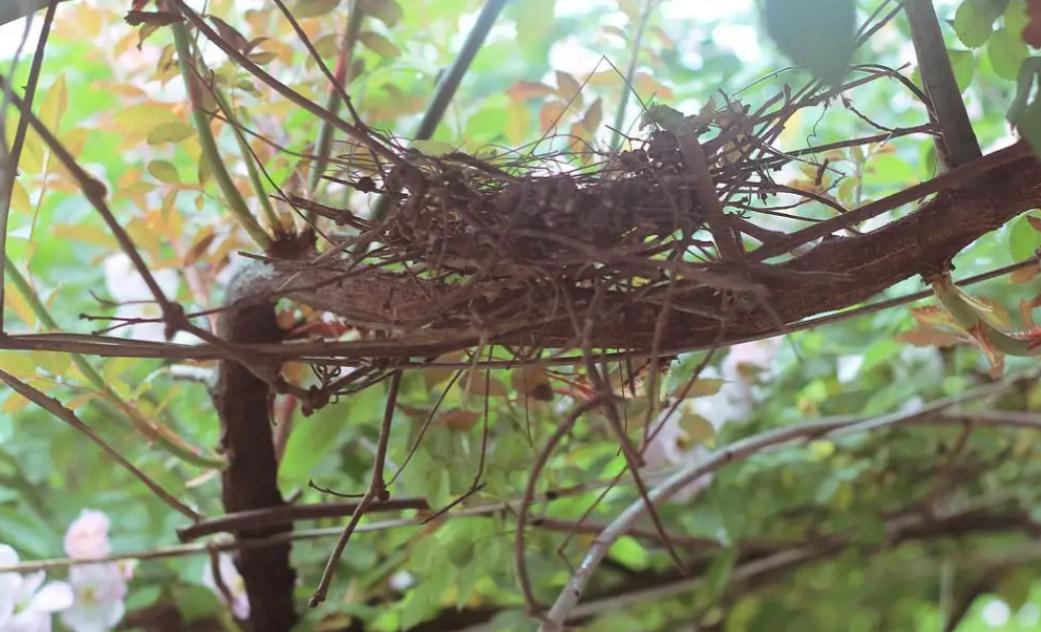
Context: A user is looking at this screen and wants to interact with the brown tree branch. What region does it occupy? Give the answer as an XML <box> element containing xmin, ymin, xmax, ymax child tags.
<box><xmin>212</xmin><ymin>262</ymin><xmax>296</xmax><ymax>632</ymax></box>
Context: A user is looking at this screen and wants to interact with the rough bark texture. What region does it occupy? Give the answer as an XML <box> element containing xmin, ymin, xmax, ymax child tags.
<box><xmin>253</xmin><ymin>149</ymin><xmax>1041</xmax><ymax>357</ymax></box>
<box><xmin>213</xmin><ymin>262</ymin><xmax>297</xmax><ymax>632</ymax></box>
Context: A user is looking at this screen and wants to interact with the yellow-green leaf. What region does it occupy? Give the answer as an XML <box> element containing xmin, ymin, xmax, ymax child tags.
<box><xmin>147</xmin><ymin>160</ymin><xmax>180</xmax><ymax>184</ymax></box>
<box><xmin>147</xmin><ymin>122</ymin><xmax>194</xmax><ymax>145</ymax></box>
<box><xmin>39</xmin><ymin>75</ymin><xmax>68</xmax><ymax>132</ymax></box>
<box><xmin>505</xmin><ymin>100</ymin><xmax>530</xmax><ymax>145</ymax></box>
<box><xmin>294</xmin><ymin>0</ymin><xmax>340</xmax><ymax>18</ymax></box>
<box><xmin>676</xmin><ymin>378</ymin><xmax>726</xmax><ymax>398</ymax></box>
<box><xmin>359</xmin><ymin>0</ymin><xmax>402</xmax><ymax>27</ymax></box>
<box><xmin>679</xmin><ymin>411</ymin><xmax>715</xmax><ymax>445</ymax></box>
<box><xmin>359</xmin><ymin>31</ymin><xmax>401</xmax><ymax>58</ymax></box>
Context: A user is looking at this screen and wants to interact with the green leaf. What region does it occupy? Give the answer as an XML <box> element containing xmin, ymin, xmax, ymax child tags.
<box><xmin>1009</xmin><ymin>212</ymin><xmax>1041</xmax><ymax>261</ymax></box>
<box><xmin>679</xmin><ymin>411</ymin><xmax>716</xmax><ymax>445</ymax></box>
<box><xmin>412</xmin><ymin>139</ymin><xmax>456</xmax><ymax>156</ymax></box>
<box><xmin>761</xmin><ymin>0</ymin><xmax>855</xmax><ymax>86</ymax></box>
<box><xmin>359</xmin><ymin>31</ymin><xmax>401</xmax><ymax>58</ymax></box>
<box><xmin>948</xmin><ymin>49</ymin><xmax>976</xmax><ymax>92</ymax></box>
<box><xmin>0</xmin><ymin>506</ymin><xmax>56</xmax><ymax>558</ymax></box>
<box><xmin>514</xmin><ymin>0</ymin><xmax>555</xmax><ymax>48</ymax></box>
<box><xmin>279</xmin><ymin>400</ymin><xmax>354</xmax><ymax>481</ymax></box>
<box><xmin>147</xmin><ymin>159</ymin><xmax>180</xmax><ymax>184</ymax></box>
<box><xmin>359</xmin><ymin>0</ymin><xmax>403</xmax><ymax>27</ymax></box>
<box><xmin>146</xmin><ymin>122</ymin><xmax>194</xmax><ymax>145</ymax></box>
<box><xmin>293</xmin><ymin>0</ymin><xmax>340</xmax><ymax>19</ymax></box>
<box><xmin>988</xmin><ymin>27</ymin><xmax>1028</xmax><ymax>79</ymax></box>
<box><xmin>609</xmin><ymin>536</ymin><xmax>650</xmax><ymax>570</ymax></box>
<box><xmin>953</xmin><ymin>0</ymin><xmax>1006</xmax><ymax>48</ymax></box>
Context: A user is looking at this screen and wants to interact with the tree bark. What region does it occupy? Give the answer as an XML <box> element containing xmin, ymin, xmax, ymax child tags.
<box><xmin>212</xmin><ymin>262</ymin><xmax>297</xmax><ymax>632</ymax></box>
<box><xmin>256</xmin><ymin>147</ymin><xmax>1041</xmax><ymax>356</ymax></box>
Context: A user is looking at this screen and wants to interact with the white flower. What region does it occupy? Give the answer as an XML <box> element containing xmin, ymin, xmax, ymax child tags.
<box><xmin>201</xmin><ymin>554</ymin><xmax>250</xmax><ymax>620</ymax></box>
<box><xmin>60</xmin><ymin>564</ymin><xmax>127</xmax><ymax>632</ymax></box>
<box><xmin>102</xmin><ymin>254</ymin><xmax>193</xmax><ymax>343</ymax></box>
<box><xmin>0</xmin><ymin>544</ymin><xmax>73</xmax><ymax>632</ymax></box>
<box><xmin>64</xmin><ymin>510</ymin><xmax>111</xmax><ymax>560</ymax></box>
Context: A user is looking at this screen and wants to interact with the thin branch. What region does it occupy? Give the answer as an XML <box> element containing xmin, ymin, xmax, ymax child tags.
<box><xmin>0</xmin><ymin>369</ymin><xmax>202</xmax><ymax>520</ymax></box>
<box><xmin>171</xmin><ymin>21</ymin><xmax>271</xmax><ymax>249</ymax></box>
<box><xmin>166</xmin><ymin>0</ymin><xmax>401</xmax><ymax>166</ymax></box>
<box><xmin>537</xmin><ymin>372</ymin><xmax>1032</xmax><ymax>629</ymax></box>
<box><xmin>609</xmin><ymin>0</ymin><xmax>656</xmax><ymax>151</ymax></box>
<box><xmin>176</xmin><ymin>496</ymin><xmax>429</xmax><ymax>541</ymax></box>
<box><xmin>310</xmin><ymin>369</ymin><xmax>402</xmax><ymax>605</ymax></box>
<box><xmin>0</xmin><ymin>73</ymin><xmax>177</xmax><ymax>318</ymax></box>
<box><xmin>0</xmin><ymin>0</ymin><xmax>58</xmax><ymax>332</ymax></box>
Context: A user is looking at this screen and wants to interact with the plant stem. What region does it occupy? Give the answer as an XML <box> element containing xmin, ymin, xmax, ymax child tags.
<box><xmin>171</xmin><ymin>21</ymin><xmax>271</xmax><ymax>250</ymax></box>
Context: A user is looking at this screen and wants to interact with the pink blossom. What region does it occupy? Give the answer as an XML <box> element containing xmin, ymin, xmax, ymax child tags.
<box><xmin>201</xmin><ymin>554</ymin><xmax>250</xmax><ymax>620</ymax></box>
<box><xmin>63</xmin><ymin>510</ymin><xmax>111</xmax><ymax>560</ymax></box>
<box><xmin>0</xmin><ymin>544</ymin><xmax>73</xmax><ymax>632</ymax></box>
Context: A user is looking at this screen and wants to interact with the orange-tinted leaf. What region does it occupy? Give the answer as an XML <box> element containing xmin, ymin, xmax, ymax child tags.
<box><xmin>425</xmin><ymin>352</ymin><xmax>463</xmax><ymax>390</ymax></box>
<box><xmin>248</xmin><ymin>51</ymin><xmax>278</xmax><ymax>65</ymax></box>
<box><xmin>459</xmin><ymin>370</ymin><xmax>508</xmax><ymax>397</ymax></box>
<box><xmin>898</xmin><ymin>326</ymin><xmax>963</xmax><ymax>348</ymax></box>
<box><xmin>209</xmin><ymin>15</ymin><xmax>250</xmax><ymax>52</ymax></box>
<box><xmin>1028</xmin><ymin>214</ymin><xmax>1041</xmax><ymax>233</ymax></box>
<box><xmin>434</xmin><ymin>408</ymin><xmax>481</xmax><ymax>432</ymax></box>
<box><xmin>555</xmin><ymin>70</ymin><xmax>583</xmax><ymax>107</ymax></box>
<box><xmin>539</xmin><ymin>100</ymin><xmax>567</xmax><ymax>132</ymax></box>
<box><xmin>634</xmin><ymin>71</ymin><xmax>673</xmax><ymax>100</ymax></box>
<box><xmin>582</xmin><ymin>98</ymin><xmax>603</xmax><ymax>134</ymax></box>
<box><xmin>506</xmin><ymin>80</ymin><xmax>556</xmax><ymax>101</ymax></box>
<box><xmin>1011</xmin><ymin>263</ymin><xmax>1041</xmax><ymax>283</ymax></box>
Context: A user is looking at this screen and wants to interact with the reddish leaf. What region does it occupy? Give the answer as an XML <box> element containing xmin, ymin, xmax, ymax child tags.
<box><xmin>555</xmin><ymin>70</ymin><xmax>583</xmax><ymax>107</ymax></box>
<box><xmin>506</xmin><ymin>80</ymin><xmax>556</xmax><ymax>101</ymax></box>
<box><xmin>539</xmin><ymin>101</ymin><xmax>567</xmax><ymax>133</ymax></box>
<box><xmin>434</xmin><ymin>409</ymin><xmax>481</xmax><ymax>432</ymax></box>
<box><xmin>124</xmin><ymin>10</ymin><xmax>181</xmax><ymax>26</ymax></box>
<box><xmin>209</xmin><ymin>15</ymin><xmax>250</xmax><ymax>53</ymax></box>
<box><xmin>898</xmin><ymin>326</ymin><xmax>963</xmax><ymax>348</ymax></box>
<box><xmin>581</xmin><ymin>98</ymin><xmax>603</xmax><ymax>133</ymax></box>
<box><xmin>459</xmin><ymin>370</ymin><xmax>508</xmax><ymax>397</ymax></box>
<box><xmin>1010</xmin><ymin>263</ymin><xmax>1041</xmax><ymax>283</ymax></box>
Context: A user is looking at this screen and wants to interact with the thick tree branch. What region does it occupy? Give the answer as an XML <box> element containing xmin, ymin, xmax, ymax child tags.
<box><xmin>212</xmin><ymin>262</ymin><xmax>297</xmax><ymax>632</ymax></box>
<box><xmin>262</xmin><ymin>144</ymin><xmax>1041</xmax><ymax>354</ymax></box>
